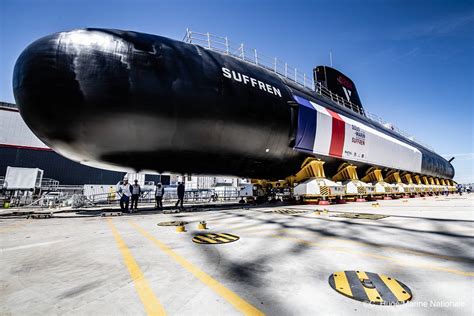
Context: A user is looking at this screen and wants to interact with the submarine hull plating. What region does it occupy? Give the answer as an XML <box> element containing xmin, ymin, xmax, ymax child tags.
<box><xmin>13</xmin><ymin>29</ymin><xmax>454</xmax><ymax>180</ymax></box>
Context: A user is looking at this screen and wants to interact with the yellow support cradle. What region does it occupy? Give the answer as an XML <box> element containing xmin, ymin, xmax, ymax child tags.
<box><xmin>361</xmin><ymin>167</ymin><xmax>383</xmax><ymax>183</ymax></box>
<box><xmin>292</xmin><ymin>158</ymin><xmax>326</xmax><ymax>183</ymax></box>
<box><xmin>401</xmin><ymin>173</ymin><xmax>413</xmax><ymax>185</ymax></box>
<box><xmin>332</xmin><ymin>163</ymin><xmax>359</xmax><ymax>182</ymax></box>
<box><xmin>384</xmin><ymin>171</ymin><xmax>402</xmax><ymax>184</ymax></box>
<box><xmin>413</xmin><ymin>175</ymin><xmax>422</xmax><ymax>185</ymax></box>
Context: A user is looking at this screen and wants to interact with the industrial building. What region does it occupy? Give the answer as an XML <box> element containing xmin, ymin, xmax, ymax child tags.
<box><xmin>1</xmin><ymin>101</ymin><xmax>243</xmax><ymax>195</ymax></box>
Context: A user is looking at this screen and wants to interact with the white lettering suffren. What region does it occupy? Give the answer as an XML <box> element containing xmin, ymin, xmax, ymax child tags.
<box><xmin>222</xmin><ymin>67</ymin><xmax>232</xmax><ymax>78</ymax></box>
<box><xmin>221</xmin><ymin>67</ymin><xmax>283</xmax><ymax>98</ymax></box>
<box><xmin>232</xmin><ymin>71</ymin><xmax>242</xmax><ymax>82</ymax></box>
<box><xmin>250</xmin><ymin>77</ymin><xmax>257</xmax><ymax>87</ymax></box>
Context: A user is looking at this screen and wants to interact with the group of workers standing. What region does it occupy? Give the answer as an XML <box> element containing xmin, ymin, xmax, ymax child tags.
<box><xmin>117</xmin><ymin>178</ymin><xmax>185</xmax><ymax>213</ymax></box>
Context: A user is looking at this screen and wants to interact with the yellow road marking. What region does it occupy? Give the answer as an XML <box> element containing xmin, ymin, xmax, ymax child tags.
<box><xmin>356</xmin><ymin>271</ymin><xmax>383</xmax><ymax>303</ymax></box>
<box><xmin>379</xmin><ymin>274</ymin><xmax>411</xmax><ymax>301</ymax></box>
<box><xmin>130</xmin><ymin>221</ymin><xmax>265</xmax><ymax>316</ymax></box>
<box><xmin>107</xmin><ymin>219</ymin><xmax>166</xmax><ymax>316</ymax></box>
<box><xmin>0</xmin><ymin>222</ymin><xmax>28</xmax><ymax>233</ymax></box>
<box><xmin>333</xmin><ymin>272</ymin><xmax>352</xmax><ymax>297</ymax></box>
<box><xmin>225</xmin><ymin>224</ymin><xmax>472</xmax><ymax>269</ymax></box>
<box><xmin>272</xmin><ymin>235</ymin><xmax>474</xmax><ymax>277</ymax></box>
<box><xmin>268</xmin><ymin>227</ymin><xmax>473</xmax><ymax>264</ymax></box>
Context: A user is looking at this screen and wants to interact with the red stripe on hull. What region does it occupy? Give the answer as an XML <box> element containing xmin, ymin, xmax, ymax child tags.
<box><xmin>0</xmin><ymin>106</ymin><xmax>19</xmax><ymax>113</ymax></box>
<box><xmin>0</xmin><ymin>144</ymin><xmax>52</xmax><ymax>151</ymax></box>
<box><xmin>326</xmin><ymin>109</ymin><xmax>345</xmax><ymax>158</ymax></box>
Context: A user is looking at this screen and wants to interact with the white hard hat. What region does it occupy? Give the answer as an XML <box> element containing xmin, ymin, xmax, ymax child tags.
<box><xmin>123</xmin><ymin>176</ymin><xmax>128</xmax><ymax>180</ymax></box>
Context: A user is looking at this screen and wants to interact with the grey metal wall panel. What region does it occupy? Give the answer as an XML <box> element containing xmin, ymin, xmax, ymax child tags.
<box><xmin>0</xmin><ymin>146</ymin><xmax>125</xmax><ymax>185</ymax></box>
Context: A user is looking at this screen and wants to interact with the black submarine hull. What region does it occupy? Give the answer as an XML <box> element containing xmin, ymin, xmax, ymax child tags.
<box><xmin>13</xmin><ymin>28</ymin><xmax>454</xmax><ymax>180</ymax></box>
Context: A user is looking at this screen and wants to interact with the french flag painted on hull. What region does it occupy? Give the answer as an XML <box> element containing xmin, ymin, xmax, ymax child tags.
<box><xmin>293</xmin><ymin>95</ymin><xmax>423</xmax><ymax>174</ymax></box>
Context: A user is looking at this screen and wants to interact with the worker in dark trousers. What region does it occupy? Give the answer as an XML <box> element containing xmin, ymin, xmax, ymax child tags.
<box><xmin>130</xmin><ymin>179</ymin><xmax>141</xmax><ymax>212</ymax></box>
<box><xmin>155</xmin><ymin>183</ymin><xmax>165</xmax><ymax>209</ymax></box>
<box><xmin>117</xmin><ymin>177</ymin><xmax>133</xmax><ymax>213</ymax></box>
<box><xmin>175</xmin><ymin>182</ymin><xmax>185</xmax><ymax>209</ymax></box>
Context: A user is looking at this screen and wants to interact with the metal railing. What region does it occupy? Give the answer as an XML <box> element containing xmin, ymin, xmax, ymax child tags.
<box><xmin>41</xmin><ymin>178</ymin><xmax>60</xmax><ymax>191</ymax></box>
<box><xmin>85</xmin><ymin>188</ymin><xmax>241</xmax><ymax>206</ymax></box>
<box><xmin>183</xmin><ymin>29</ymin><xmax>316</xmax><ymax>91</ymax></box>
<box><xmin>315</xmin><ymin>82</ymin><xmax>364</xmax><ymax>115</ymax></box>
<box><xmin>182</xmin><ymin>29</ymin><xmax>434</xmax><ymax>151</ymax></box>
<box><xmin>0</xmin><ymin>102</ymin><xmax>17</xmax><ymax>109</ymax></box>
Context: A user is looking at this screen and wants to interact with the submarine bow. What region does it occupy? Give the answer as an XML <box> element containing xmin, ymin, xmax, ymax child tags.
<box><xmin>13</xmin><ymin>28</ymin><xmax>454</xmax><ymax>180</ymax></box>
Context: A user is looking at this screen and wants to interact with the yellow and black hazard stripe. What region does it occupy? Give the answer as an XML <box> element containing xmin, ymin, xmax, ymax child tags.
<box><xmin>270</xmin><ymin>209</ymin><xmax>308</xmax><ymax>215</ymax></box>
<box><xmin>192</xmin><ymin>233</ymin><xmax>240</xmax><ymax>244</ymax></box>
<box><xmin>328</xmin><ymin>271</ymin><xmax>412</xmax><ymax>305</ymax></box>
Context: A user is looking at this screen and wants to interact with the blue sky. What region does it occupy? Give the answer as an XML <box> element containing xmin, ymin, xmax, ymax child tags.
<box><xmin>1</xmin><ymin>0</ymin><xmax>473</xmax><ymax>182</ymax></box>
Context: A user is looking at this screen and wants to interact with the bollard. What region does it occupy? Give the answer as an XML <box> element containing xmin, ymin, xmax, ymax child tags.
<box><xmin>4</xmin><ymin>202</ymin><xmax>10</xmax><ymax>209</ymax></box>
<box><xmin>198</xmin><ymin>221</ymin><xmax>207</xmax><ymax>230</ymax></box>
<box><xmin>176</xmin><ymin>224</ymin><xmax>186</xmax><ymax>233</ymax></box>
<box><xmin>314</xmin><ymin>210</ymin><xmax>321</xmax><ymax>215</ymax></box>
<box><xmin>322</xmin><ymin>209</ymin><xmax>329</xmax><ymax>215</ymax></box>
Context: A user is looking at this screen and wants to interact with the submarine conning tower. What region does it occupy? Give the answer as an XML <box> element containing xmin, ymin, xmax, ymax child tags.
<box><xmin>13</xmin><ymin>28</ymin><xmax>454</xmax><ymax>184</ymax></box>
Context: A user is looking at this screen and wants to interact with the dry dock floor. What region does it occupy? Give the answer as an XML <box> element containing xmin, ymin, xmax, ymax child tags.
<box><xmin>1</xmin><ymin>195</ymin><xmax>473</xmax><ymax>315</ymax></box>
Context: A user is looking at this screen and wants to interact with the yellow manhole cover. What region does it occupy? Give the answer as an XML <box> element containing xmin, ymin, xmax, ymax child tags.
<box><xmin>192</xmin><ymin>233</ymin><xmax>239</xmax><ymax>244</ymax></box>
<box><xmin>329</xmin><ymin>271</ymin><xmax>412</xmax><ymax>305</ymax></box>
<box><xmin>270</xmin><ymin>209</ymin><xmax>308</xmax><ymax>215</ymax></box>
<box><xmin>157</xmin><ymin>221</ymin><xmax>189</xmax><ymax>226</ymax></box>
<box><xmin>331</xmin><ymin>213</ymin><xmax>388</xmax><ymax>220</ymax></box>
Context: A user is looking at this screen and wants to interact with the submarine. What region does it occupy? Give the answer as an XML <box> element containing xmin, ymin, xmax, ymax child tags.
<box><xmin>12</xmin><ymin>28</ymin><xmax>454</xmax><ymax>181</ymax></box>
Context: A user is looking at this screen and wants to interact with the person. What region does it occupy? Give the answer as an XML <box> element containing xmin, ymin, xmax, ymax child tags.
<box><xmin>117</xmin><ymin>177</ymin><xmax>133</xmax><ymax>213</ymax></box>
<box><xmin>457</xmin><ymin>183</ymin><xmax>463</xmax><ymax>196</ymax></box>
<box><xmin>130</xmin><ymin>179</ymin><xmax>141</xmax><ymax>211</ymax></box>
<box><xmin>155</xmin><ymin>183</ymin><xmax>165</xmax><ymax>210</ymax></box>
<box><xmin>467</xmin><ymin>184</ymin><xmax>472</xmax><ymax>194</ymax></box>
<box><xmin>175</xmin><ymin>182</ymin><xmax>185</xmax><ymax>209</ymax></box>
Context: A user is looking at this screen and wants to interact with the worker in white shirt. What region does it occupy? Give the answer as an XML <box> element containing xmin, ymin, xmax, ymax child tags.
<box><xmin>155</xmin><ymin>183</ymin><xmax>165</xmax><ymax>210</ymax></box>
<box><xmin>117</xmin><ymin>177</ymin><xmax>133</xmax><ymax>213</ymax></box>
<box><xmin>130</xmin><ymin>179</ymin><xmax>141</xmax><ymax>211</ymax></box>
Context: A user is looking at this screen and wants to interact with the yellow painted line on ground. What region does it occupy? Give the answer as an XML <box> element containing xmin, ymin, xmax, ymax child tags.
<box><xmin>356</xmin><ymin>271</ymin><xmax>383</xmax><ymax>303</ymax></box>
<box><xmin>226</xmin><ymin>222</ymin><xmax>471</xmax><ymax>265</ymax></box>
<box><xmin>130</xmin><ymin>221</ymin><xmax>265</xmax><ymax>316</ymax></box>
<box><xmin>0</xmin><ymin>221</ymin><xmax>29</xmax><ymax>233</ymax></box>
<box><xmin>107</xmin><ymin>219</ymin><xmax>166</xmax><ymax>316</ymax></box>
<box><xmin>272</xmin><ymin>235</ymin><xmax>474</xmax><ymax>277</ymax></box>
<box><xmin>234</xmin><ymin>222</ymin><xmax>471</xmax><ymax>264</ymax></box>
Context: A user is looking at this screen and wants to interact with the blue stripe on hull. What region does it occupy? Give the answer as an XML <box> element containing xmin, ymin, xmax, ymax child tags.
<box><xmin>293</xmin><ymin>95</ymin><xmax>316</xmax><ymax>153</ymax></box>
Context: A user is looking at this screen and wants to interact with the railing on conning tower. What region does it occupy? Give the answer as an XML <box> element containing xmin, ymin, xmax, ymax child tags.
<box><xmin>184</xmin><ymin>29</ymin><xmax>434</xmax><ymax>151</ymax></box>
